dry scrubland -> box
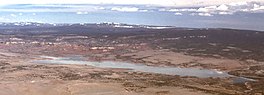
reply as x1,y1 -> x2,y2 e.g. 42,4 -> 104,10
0,23 -> 264,95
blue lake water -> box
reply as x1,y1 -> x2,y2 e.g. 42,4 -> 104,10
33,56 -> 256,83
34,56 -> 231,78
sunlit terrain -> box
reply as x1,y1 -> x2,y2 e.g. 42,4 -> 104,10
0,0 -> 264,95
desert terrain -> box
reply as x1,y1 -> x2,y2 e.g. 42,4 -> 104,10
0,22 -> 263,95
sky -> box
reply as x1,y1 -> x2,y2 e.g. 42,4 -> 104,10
0,0 -> 264,31
0,0 -> 264,7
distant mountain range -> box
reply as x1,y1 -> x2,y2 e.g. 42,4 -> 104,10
0,22 -> 177,29
0,22 -> 262,34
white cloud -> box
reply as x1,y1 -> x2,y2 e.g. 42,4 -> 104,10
229,2 -> 248,6
190,13 -> 213,16
252,5 -> 264,11
198,13 -> 213,16
218,12 -> 232,15
0,17 -> 5,20
162,1 -> 264,16
0,1 -> 264,16
10,14 -> 17,17
217,4 -> 229,11
95,7 -> 105,10
0,17 -> 10,21
167,8 -> 197,12
139,10 -> 148,12
174,12 -> 183,15
111,7 -> 139,12
76,11 -> 89,14
197,7 -> 209,12
218,1 -> 264,13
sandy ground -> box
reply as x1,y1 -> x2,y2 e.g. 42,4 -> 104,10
0,80 -> 212,95
0,50 -> 214,95
0,48 -> 262,95
120,50 -> 245,70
